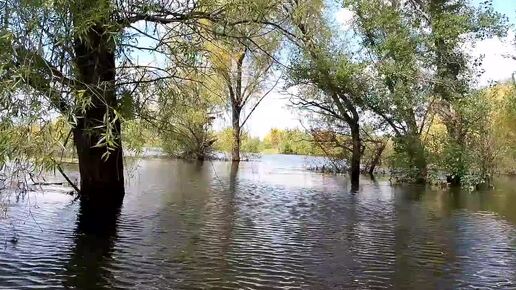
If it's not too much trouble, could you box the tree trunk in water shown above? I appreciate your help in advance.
[231,107,241,162]
[64,198,121,287]
[406,135,427,184]
[72,20,124,205]
[229,162,239,193]
[368,142,386,176]
[73,123,124,206]
[350,124,361,192]
[445,121,466,187]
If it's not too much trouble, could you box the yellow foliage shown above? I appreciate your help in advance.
[423,114,448,157]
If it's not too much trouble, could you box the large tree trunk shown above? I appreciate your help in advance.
[73,123,125,206]
[231,106,241,162]
[72,20,125,205]
[350,124,361,192]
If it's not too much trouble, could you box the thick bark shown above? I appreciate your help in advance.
[72,20,124,204]
[350,124,361,192]
[73,123,125,205]
[231,106,241,162]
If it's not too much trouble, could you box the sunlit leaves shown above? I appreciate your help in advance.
[147,68,221,159]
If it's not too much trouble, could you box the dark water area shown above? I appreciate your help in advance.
[1,154,516,289]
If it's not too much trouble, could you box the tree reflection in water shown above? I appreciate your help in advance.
[64,199,122,288]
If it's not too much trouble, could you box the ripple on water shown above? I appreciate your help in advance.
[1,158,516,289]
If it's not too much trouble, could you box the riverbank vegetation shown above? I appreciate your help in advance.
[0,0,515,210]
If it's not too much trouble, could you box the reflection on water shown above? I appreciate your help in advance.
[1,154,516,289]
[64,200,121,288]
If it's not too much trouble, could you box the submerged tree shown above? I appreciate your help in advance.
[346,0,433,183]
[422,0,508,185]
[286,0,367,191]
[206,27,280,161]
[157,78,219,161]
[1,0,280,207]
[345,0,507,185]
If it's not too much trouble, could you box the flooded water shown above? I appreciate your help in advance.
[1,154,516,289]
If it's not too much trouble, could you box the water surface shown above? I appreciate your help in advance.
[1,154,516,289]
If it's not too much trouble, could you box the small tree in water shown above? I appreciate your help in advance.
[345,0,508,186]
[205,26,280,162]
[285,0,368,191]
[157,79,219,161]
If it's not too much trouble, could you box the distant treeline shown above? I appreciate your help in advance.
[41,81,516,191]
[213,128,324,156]
[117,81,516,177]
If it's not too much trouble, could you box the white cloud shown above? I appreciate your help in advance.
[245,91,300,138]
[214,89,301,139]
[470,31,516,86]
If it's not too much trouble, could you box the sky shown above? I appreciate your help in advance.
[242,0,516,139]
